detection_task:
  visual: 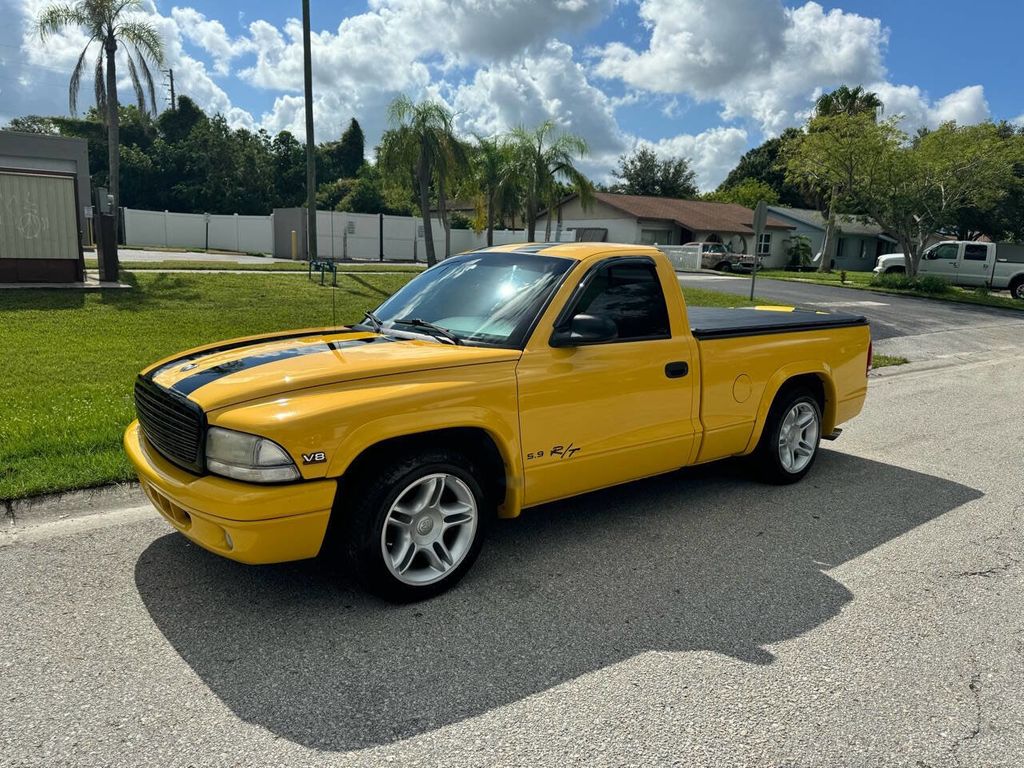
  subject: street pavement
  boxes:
[2,350,1023,766]
[679,273,1024,361]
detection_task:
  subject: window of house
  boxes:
[570,261,670,342]
[964,244,989,261]
[640,229,672,245]
[757,233,772,257]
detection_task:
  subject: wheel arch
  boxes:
[332,425,523,519]
[743,365,836,454]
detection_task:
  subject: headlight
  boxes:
[205,427,300,483]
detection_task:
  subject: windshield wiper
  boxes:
[362,310,384,333]
[394,317,463,345]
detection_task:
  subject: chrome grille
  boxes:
[134,377,205,473]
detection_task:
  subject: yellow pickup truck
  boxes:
[125,243,871,600]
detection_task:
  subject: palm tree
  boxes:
[378,96,466,266]
[811,85,883,271]
[37,0,164,210]
[815,85,883,119]
[472,135,520,246]
[510,121,595,241]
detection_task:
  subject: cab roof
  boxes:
[470,242,662,261]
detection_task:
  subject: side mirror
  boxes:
[550,314,618,347]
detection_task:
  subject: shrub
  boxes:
[870,272,914,290]
[915,275,951,294]
[973,285,990,297]
[869,272,950,294]
[840,270,848,284]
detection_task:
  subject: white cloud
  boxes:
[639,127,750,190]
[170,7,253,76]
[450,41,624,156]
[868,83,990,131]
[14,0,246,124]
[594,0,888,135]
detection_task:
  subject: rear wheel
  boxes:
[717,261,732,273]
[886,266,905,274]
[341,448,489,601]
[1010,276,1024,301]
[752,387,822,485]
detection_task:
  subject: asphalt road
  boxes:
[3,355,1023,767]
[679,272,1024,355]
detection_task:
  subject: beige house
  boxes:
[537,192,797,268]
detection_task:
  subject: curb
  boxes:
[4,483,148,527]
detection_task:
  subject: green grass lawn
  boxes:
[1,274,772,501]
[872,354,909,369]
[83,258,425,273]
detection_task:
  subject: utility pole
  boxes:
[301,0,318,262]
[162,68,176,110]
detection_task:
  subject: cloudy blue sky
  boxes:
[2,0,1022,189]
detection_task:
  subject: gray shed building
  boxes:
[0,131,90,282]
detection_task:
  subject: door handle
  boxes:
[665,361,689,379]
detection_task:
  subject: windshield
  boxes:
[368,252,575,348]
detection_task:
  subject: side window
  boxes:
[932,244,958,260]
[572,261,670,342]
[964,244,988,261]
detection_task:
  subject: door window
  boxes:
[963,244,988,261]
[570,261,670,342]
[931,244,958,260]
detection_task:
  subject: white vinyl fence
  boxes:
[314,210,572,261]
[124,208,274,253]
[124,207,572,260]
[658,244,703,272]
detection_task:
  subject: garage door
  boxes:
[0,170,81,280]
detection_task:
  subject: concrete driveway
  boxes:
[679,272,1024,361]
[2,351,1022,766]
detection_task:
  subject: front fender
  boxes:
[207,361,525,516]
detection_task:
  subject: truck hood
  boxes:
[144,328,522,410]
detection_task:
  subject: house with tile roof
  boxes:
[536,192,797,268]
[768,206,897,271]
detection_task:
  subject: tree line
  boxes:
[8,0,1024,272]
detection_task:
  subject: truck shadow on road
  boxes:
[134,450,981,751]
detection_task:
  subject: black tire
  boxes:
[1010,276,1024,301]
[752,386,823,485]
[717,261,732,273]
[886,266,905,274]
[340,447,490,602]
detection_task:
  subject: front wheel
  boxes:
[752,388,822,485]
[342,448,489,602]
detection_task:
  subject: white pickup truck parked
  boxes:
[874,241,1024,300]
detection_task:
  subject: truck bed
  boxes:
[688,307,868,340]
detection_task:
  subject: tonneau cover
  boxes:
[689,306,867,340]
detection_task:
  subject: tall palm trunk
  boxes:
[486,189,495,247]
[437,177,451,260]
[417,158,436,266]
[105,39,120,207]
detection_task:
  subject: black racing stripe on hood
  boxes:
[147,327,361,381]
[170,337,393,396]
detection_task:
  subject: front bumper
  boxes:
[124,420,336,564]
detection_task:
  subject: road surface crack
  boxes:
[950,670,983,768]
